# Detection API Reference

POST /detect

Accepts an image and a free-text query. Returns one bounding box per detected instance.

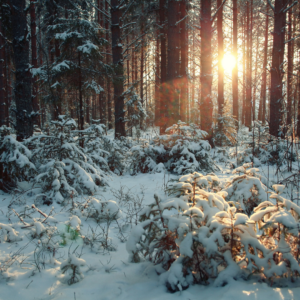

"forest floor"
[0,145,300,300]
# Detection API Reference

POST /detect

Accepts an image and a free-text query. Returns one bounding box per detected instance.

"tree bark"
[287,8,294,126]
[11,0,33,140]
[179,0,187,122]
[259,4,269,124]
[159,0,167,132]
[232,0,238,121]
[200,0,213,142]
[269,0,286,137]
[217,0,224,129]
[245,1,252,128]
[111,0,125,138]
[30,0,40,126]
[0,19,5,127]
[166,0,180,128]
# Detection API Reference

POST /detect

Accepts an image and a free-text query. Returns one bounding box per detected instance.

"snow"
[1,130,300,299]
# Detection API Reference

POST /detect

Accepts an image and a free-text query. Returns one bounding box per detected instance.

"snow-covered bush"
[35,160,77,204]
[225,164,268,215]
[127,173,300,290]
[128,141,166,175]
[102,137,126,175]
[152,121,217,175]
[81,198,122,223]
[0,127,36,183]
[214,101,237,147]
[82,122,110,173]
[0,223,22,242]
[28,116,106,202]
[60,254,86,285]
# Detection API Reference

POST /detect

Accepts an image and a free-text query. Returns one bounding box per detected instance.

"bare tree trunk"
[179,0,187,122]
[269,0,286,137]
[11,0,33,140]
[30,0,40,126]
[232,0,238,121]
[242,16,246,125]
[155,12,160,125]
[217,0,224,130]
[245,1,252,128]
[165,0,180,128]
[200,0,213,142]
[105,0,112,130]
[78,52,84,131]
[259,4,269,124]
[287,8,294,126]
[159,0,167,132]
[111,0,125,138]
[0,19,5,127]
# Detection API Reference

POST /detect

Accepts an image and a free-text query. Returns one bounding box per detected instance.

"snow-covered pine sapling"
[60,254,86,285]
[225,165,268,215]
[35,160,77,205]
[0,128,36,184]
[128,140,166,175]
[30,116,105,201]
[248,185,300,280]
[82,122,110,173]
[153,121,217,175]
[167,172,220,200]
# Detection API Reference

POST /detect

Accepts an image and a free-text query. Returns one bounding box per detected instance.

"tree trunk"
[232,0,238,122]
[11,0,33,140]
[179,0,187,122]
[105,0,112,130]
[259,4,269,124]
[287,8,294,126]
[217,0,224,130]
[78,52,84,131]
[111,0,125,138]
[155,12,160,125]
[0,19,5,127]
[269,0,286,137]
[200,0,213,142]
[166,0,180,128]
[159,0,167,132]
[245,1,252,128]
[30,0,40,126]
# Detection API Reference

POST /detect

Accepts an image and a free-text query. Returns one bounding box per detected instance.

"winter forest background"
[1,0,300,299]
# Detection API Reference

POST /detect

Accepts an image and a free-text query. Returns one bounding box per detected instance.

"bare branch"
[267,0,275,12]
[283,1,298,13]
[211,0,227,22]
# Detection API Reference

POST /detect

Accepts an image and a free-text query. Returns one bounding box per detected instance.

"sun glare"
[222,53,236,73]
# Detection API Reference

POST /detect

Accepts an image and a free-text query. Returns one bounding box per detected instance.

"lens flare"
[222,53,236,73]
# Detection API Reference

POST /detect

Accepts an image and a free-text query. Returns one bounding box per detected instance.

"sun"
[222,53,236,73]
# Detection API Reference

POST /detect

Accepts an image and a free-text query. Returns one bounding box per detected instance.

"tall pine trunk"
[258,4,269,124]
[159,0,167,132]
[179,0,187,122]
[287,8,294,126]
[217,0,224,130]
[166,0,180,128]
[232,0,238,121]
[111,0,125,138]
[0,19,5,127]
[269,0,286,137]
[11,0,33,140]
[245,1,252,128]
[200,0,213,142]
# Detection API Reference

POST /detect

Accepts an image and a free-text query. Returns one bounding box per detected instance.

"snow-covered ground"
[0,162,300,300]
